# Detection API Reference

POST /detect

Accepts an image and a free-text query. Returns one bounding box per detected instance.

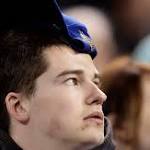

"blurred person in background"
[101,56,150,150]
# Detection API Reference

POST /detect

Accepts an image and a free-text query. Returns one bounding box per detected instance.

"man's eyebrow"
[56,70,84,78]
[56,69,101,80]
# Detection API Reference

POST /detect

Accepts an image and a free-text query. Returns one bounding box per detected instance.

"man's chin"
[78,135,105,150]
[85,126,104,144]
[89,133,105,145]
[78,132,104,149]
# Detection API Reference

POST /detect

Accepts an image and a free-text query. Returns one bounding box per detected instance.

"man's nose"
[86,83,107,105]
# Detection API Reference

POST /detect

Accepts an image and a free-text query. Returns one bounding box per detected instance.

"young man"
[0,0,115,150]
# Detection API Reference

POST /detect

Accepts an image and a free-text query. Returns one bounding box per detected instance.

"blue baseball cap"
[0,0,97,58]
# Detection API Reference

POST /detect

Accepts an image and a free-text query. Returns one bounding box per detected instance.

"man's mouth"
[83,111,104,125]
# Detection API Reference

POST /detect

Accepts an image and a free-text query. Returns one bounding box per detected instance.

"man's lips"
[83,111,104,125]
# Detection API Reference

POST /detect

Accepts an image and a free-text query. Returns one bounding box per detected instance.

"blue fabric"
[51,0,97,58]
[62,14,97,58]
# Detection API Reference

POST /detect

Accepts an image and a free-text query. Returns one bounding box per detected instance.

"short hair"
[0,29,65,132]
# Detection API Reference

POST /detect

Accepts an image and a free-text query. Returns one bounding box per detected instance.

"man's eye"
[65,78,79,86]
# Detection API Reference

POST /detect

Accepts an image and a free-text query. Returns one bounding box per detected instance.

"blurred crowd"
[59,0,150,149]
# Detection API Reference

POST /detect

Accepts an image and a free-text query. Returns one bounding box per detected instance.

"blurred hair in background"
[102,56,150,150]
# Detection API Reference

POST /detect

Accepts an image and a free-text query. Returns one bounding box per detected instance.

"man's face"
[28,45,107,148]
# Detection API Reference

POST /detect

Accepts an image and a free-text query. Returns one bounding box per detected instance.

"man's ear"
[5,92,30,124]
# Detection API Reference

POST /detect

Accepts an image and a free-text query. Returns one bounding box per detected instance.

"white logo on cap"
[79,30,95,51]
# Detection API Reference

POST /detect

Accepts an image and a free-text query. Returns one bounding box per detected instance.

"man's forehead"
[43,45,99,75]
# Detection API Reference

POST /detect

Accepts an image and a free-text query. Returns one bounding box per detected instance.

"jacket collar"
[0,129,22,150]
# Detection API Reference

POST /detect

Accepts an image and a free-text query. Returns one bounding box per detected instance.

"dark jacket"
[0,118,115,150]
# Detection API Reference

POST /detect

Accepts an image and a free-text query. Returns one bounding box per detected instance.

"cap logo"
[79,30,95,51]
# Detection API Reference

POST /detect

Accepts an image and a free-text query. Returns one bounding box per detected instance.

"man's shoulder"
[0,129,22,150]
